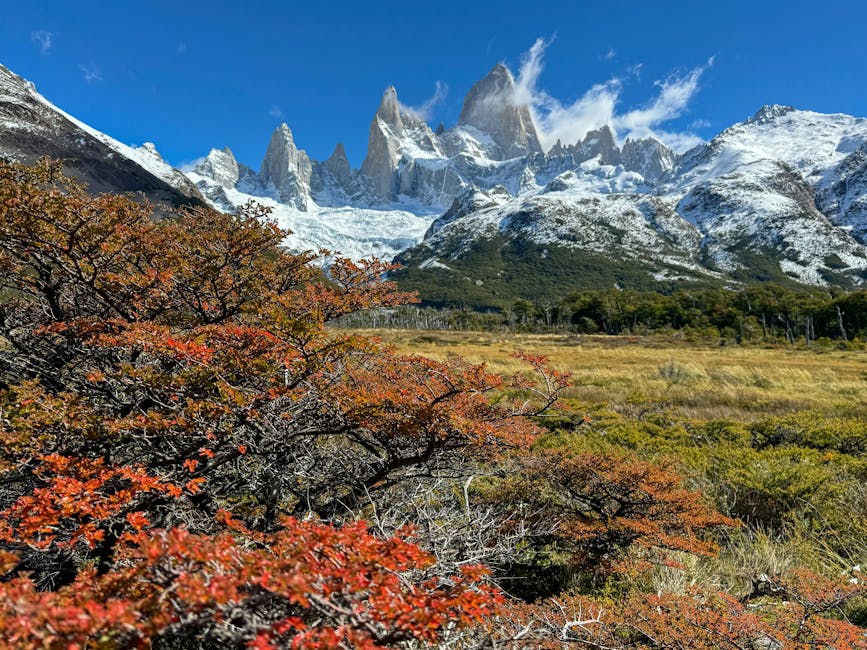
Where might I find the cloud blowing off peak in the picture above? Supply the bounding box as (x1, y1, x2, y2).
(508, 37, 713, 153)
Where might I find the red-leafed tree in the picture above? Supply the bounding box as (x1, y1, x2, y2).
(0, 159, 564, 647)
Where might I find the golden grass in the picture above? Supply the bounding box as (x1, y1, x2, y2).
(353, 330, 867, 421)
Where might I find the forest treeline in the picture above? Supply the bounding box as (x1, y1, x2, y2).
(342, 284, 867, 342)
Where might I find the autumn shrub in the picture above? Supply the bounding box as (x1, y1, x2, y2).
(492, 571, 867, 649)
(475, 446, 737, 598)
(0, 159, 548, 647)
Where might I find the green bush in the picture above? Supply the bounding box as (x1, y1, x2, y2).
(750, 413, 867, 455)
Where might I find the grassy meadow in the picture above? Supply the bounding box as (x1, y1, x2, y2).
(355, 329, 867, 608)
(362, 329, 867, 420)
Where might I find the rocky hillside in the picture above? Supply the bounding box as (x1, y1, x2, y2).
(0, 64, 205, 209)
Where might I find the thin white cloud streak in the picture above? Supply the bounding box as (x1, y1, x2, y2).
(512, 38, 713, 153)
(31, 30, 52, 54)
(268, 104, 284, 119)
(178, 156, 206, 172)
(402, 80, 448, 121)
(602, 48, 616, 60)
(78, 62, 102, 83)
(617, 57, 713, 137)
(512, 36, 551, 107)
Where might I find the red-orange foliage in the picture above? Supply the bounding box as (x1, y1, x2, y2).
(0, 159, 543, 646)
(0, 454, 179, 550)
(496, 572, 867, 648)
(0, 517, 502, 649)
(485, 448, 737, 580)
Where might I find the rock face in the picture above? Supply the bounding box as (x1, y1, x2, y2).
(0, 63, 205, 208)
(359, 87, 447, 202)
(677, 159, 867, 284)
(360, 87, 406, 199)
(194, 147, 240, 188)
(323, 143, 352, 186)
(260, 124, 313, 209)
(816, 142, 867, 241)
(574, 126, 620, 165)
(457, 63, 543, 160)
(621, 137, 676, 183)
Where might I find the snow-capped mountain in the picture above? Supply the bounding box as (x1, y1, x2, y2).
(177, 63, 687, 267)
(4, 59, 867, 302)
(653, 105, 867, 285)
(0, 63, 205, 208)
(388, 104, 867, 302)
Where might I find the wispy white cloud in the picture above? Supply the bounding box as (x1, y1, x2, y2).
(268, 104, 284, 119)
(602, 48, 616, 61)
(177, 156, 206, 172)
(78, 62, 102, 83)
(402, 80, 449, 121)
(31, 30, 52, 55)
(512, 36, 552, 107)
(617, 59, 713, 143)
(509, 38, 713, 152)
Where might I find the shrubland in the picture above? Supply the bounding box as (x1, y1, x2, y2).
(0, 159, 865, 648)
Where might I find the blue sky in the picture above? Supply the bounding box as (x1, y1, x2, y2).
(2, 0, 866, 169)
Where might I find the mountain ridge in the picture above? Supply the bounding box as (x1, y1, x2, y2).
(3, 60, 867, 302)
(0, 63, 206, 209)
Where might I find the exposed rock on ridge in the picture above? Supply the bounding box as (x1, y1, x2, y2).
(0, 63, 206, 208)
(457, 63, 543, 160)
(260, 123, 313, 209)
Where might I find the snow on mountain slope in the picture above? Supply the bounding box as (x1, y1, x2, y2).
(402, 171, 709, 282)
(678, 158, 867, 284)
(669, 105, 867, 194)
(72, 127, 201, 200)
(186, 170, 436, 262)
(0, 63, 204, 207)
(396, 105, 867, 291)
(27, 82, 203, 201)
(815, 142, 867, 240)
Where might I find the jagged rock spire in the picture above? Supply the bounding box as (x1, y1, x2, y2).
(457, 63, 542, 160)
(376, 86, 403, 133)
(323, 142, 352, 186)
(576, 126, 620, 164)
(193, 146, 240, 188)
(259, 123, 313, 210)
(360, 87, 406, 200)
(621, 137, 676, 183)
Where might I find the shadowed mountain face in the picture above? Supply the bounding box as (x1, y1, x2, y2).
(0, 64, 205, 209)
